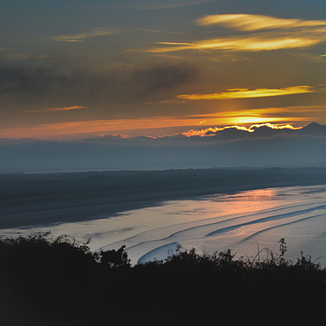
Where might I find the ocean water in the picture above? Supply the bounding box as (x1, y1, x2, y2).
(2, 185, 326, 266)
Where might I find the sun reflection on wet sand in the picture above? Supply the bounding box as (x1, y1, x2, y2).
(2, 186, 326, 265)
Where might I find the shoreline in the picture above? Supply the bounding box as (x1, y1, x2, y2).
(1, 167, 326, 229)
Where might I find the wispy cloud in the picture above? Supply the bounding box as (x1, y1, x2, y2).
(177, 86, 314, 100)
(196, 14, 326, 31)
(4, 54, 51, 59)
(141, 0, 217, 9)
(22, 106, 87, 113)
(134, 28, 167, 33)
(133, 28, 180, 34)
(109, 1, 218, 10)
(0, 117, 200, 139)
(51, 28, 115, 42)
(145, 14, 326, 53)
(146, 35, 320, 53)
(43, 106, 87, 112)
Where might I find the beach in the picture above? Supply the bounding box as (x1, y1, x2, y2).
(2, 167, 326, 228)
(2, 168, 326, 265)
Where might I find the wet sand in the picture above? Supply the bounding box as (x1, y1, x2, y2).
(1, 167, 326, 229)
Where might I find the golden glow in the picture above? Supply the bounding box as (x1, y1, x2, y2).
(177, 86, 314, 100)
(228, 117, 286, 124)
(1, 105, 319, 139)
(182, 125, 252, 137)
(195, 37, 318, 51)
(182, 123, 303, 137)
(188, 108, 310, 127)
(51, 28, 115, 42)
(146, 35, 320, 53)
(196, 14, 326, 31)
(250, 123, 302, 130)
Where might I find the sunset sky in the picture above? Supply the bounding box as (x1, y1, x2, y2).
(1, 0, 326, 139)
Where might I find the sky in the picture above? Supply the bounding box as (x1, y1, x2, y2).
(1, 0, 326, 140)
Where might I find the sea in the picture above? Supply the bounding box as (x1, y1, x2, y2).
(2, 184, 326, 266)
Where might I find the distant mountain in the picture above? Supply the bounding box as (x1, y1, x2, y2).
(1, 122, 326, 172)
(300, 122, 326, 135)
(250, 125, 293, 137)
(190, 122, 326, 142)
(87, 123, 326, 144)
(211, 128, 251, 141)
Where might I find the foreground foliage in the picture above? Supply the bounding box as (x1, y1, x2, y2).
(0, 234, 325, 325)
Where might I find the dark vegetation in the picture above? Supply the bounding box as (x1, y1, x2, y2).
(1, 234, 325, 325)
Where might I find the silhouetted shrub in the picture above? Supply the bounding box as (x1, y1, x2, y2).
(96, 245, 130, 269)
(1, 234, 326, 325)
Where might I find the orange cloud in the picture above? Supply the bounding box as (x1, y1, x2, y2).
(177, 86, 314, 100)
(196, 14, 326, 31)
(0, 117, 201, 139)
(0, 105, 318, 139)
(146, 36, 319, 53)
(145, 14, 326, 54)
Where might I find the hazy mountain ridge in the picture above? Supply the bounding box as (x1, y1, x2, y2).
(1, 123, 326, 172)
(151, 122, 326, 143)
(84, 122, 326, 144)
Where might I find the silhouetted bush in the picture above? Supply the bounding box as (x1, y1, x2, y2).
(0, 234, 325, 325)
(95, 245, 130, 269)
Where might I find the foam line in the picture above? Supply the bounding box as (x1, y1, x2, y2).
(148, 202, 325, 241)
(205, 204, 326, 237)
(123, 201, 317, 244)
(137, 242, 180, 264)
(239, 212, 326, 243)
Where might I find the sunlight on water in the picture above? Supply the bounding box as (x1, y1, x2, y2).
(2, 185, 326, 265)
